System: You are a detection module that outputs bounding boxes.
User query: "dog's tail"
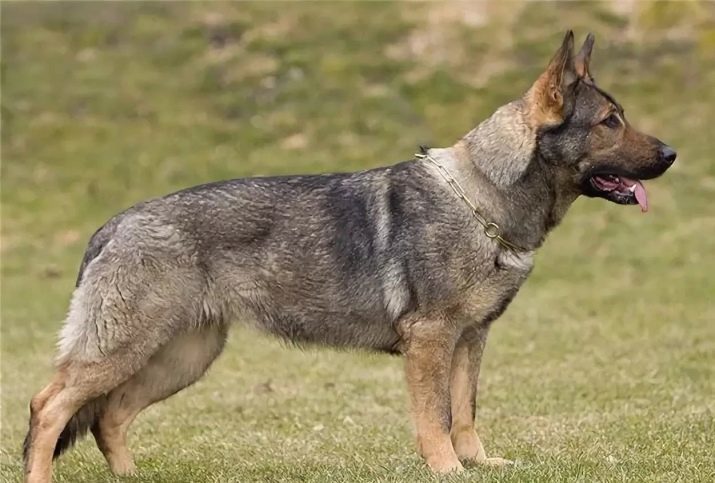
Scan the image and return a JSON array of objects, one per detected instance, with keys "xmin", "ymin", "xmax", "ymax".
[{"xmin": 54, "ymin": 397, "xmax": 107, "ymax": 459}]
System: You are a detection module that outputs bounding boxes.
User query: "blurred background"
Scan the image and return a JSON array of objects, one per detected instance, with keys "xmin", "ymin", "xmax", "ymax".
[{"xmin": 2, "ymin": 2, "xmax": 714, "ymax": 482}]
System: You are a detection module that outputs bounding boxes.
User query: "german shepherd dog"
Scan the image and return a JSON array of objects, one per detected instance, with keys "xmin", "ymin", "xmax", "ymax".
[{"xmin": 23, "ymin": 31, "xmax": 676, "ymax": 481}]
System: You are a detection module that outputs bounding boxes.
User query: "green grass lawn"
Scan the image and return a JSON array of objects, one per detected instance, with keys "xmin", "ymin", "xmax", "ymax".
[{"xmin": 2, "ymin": 2, "xmax": 714, "ymax": 482}]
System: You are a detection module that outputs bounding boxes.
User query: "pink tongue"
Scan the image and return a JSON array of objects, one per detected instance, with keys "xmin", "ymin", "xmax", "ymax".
[{"xmin": 622, "ymin": 177, "xmax": 648, "ymax": 212}]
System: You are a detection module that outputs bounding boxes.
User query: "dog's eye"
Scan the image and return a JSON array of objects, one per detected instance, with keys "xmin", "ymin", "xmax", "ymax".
[{"xmin": 602, "ymin": 113, "xmax": 621, "ymax": 129}]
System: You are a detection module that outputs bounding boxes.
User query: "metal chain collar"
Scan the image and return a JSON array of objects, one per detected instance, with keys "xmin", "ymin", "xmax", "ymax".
[{"xmin": 416, "ymin": 152, "xmax": 524, "ymax": 252}]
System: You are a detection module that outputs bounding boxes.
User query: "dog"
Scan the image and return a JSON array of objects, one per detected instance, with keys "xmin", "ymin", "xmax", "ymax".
[{"xmin": 23, "ymin": 30, "xmax": 676, "ymax": 482}]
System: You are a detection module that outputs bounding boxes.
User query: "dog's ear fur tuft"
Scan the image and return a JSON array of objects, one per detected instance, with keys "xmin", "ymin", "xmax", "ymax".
[
  {"xmin": 574, "ymin": 33, "xmax": 595, "ymax": 81},
  {"xmin": 524, "ymin": 30, "xmax": 579, "ymax": 129}
]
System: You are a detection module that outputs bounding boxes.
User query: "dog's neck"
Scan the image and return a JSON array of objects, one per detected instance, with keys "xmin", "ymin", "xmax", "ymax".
[
  {"xmin": 427, "ymin": 103, "xmax": 579, "ymax": 250},
  {"xmin": 460, "ymin": 100, "xmax": 535, "ymax": 187}
]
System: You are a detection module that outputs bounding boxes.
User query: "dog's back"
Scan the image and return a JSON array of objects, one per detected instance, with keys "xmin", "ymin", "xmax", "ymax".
[{"xmin": 62, "ymin": 159, "xmax": 472, "ymax": 363}]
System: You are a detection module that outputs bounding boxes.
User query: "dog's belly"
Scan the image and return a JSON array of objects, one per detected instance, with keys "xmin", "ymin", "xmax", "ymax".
[
  {"xmin": 223, "ymin": 279, "xmax": 402, "ymax": 352},
  {"xmin": 254, "ymin": 305, "xmax": 401, "ymax": 352}
]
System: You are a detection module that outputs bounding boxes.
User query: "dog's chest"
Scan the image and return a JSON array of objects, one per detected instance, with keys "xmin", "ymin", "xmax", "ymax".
[
  {"xmin": 495, "ymin": 249, "xmax": 535, "ymax": 273},
  {"xmin": 457, "ymin": 249, "xmax": 534, "ymax": 324}
]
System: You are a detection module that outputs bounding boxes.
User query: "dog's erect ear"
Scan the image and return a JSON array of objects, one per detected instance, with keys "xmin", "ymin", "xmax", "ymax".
[
  {"xmin": 574, "ymin": 33, "xmax": 595, "ymax": 81},
  {"xmin": 524, "ymin": 30, "xmax": 579, "ymax": 128}
]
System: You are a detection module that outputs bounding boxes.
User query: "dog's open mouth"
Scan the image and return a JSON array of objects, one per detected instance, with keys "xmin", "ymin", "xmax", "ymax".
[{"xmin": 589, "ymin": 174, "xmax": 648, "ymax": 212}]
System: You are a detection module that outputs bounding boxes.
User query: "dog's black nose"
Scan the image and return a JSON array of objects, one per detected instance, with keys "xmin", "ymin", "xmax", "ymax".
[{"xmin": 659, "ymin": 145, "xmax": 677, "ymax": 165}]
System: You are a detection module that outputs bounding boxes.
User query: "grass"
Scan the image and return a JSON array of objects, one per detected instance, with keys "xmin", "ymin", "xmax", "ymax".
[{"xmin": 2, "ymin": 2, "xmax": 714, "ymax": 482}]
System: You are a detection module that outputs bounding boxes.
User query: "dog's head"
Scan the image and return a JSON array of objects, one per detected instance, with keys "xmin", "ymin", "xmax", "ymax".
[{"xmin": 525, "ymin": 31, "xmax": 676, "ymax": 212}]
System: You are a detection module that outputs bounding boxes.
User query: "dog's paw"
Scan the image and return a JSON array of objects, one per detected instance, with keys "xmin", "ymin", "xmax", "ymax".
[
  {"xmin": 452, "ymin": 431, "xmax": 486, "ymax": 462},
  {"xmin": 427, "ymin": 456, "xmax": 464, "ymax": 474},
  {"xmin": 109, "ymin": 458, "xmax": 137, "ymax": 477}
]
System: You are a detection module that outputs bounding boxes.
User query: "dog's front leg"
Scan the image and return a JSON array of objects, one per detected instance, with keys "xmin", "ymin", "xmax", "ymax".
[
  {"xmin": 403, "ymin": 318, "xmax": 463, "ymax": 473},
  {"xmin": 449, "ymin": 326, "xmax": 512, "ymax": 467}
]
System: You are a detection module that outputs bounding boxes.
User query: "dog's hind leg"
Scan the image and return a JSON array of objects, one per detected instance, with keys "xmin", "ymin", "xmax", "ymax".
[
  {"xmin": 23, "ymin": 372, "xmax": 68, "ymax": 479},
  {"xmin": 24, "ymin": 239, "xmax": 209, "ymax": 482},
  {"xmin": 92, "ymin": 323, "xmax": 228, "ymax": 475},
  {"xmin": 24, "ymin": 347, "xmax": 163, "ymax": 483}
]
